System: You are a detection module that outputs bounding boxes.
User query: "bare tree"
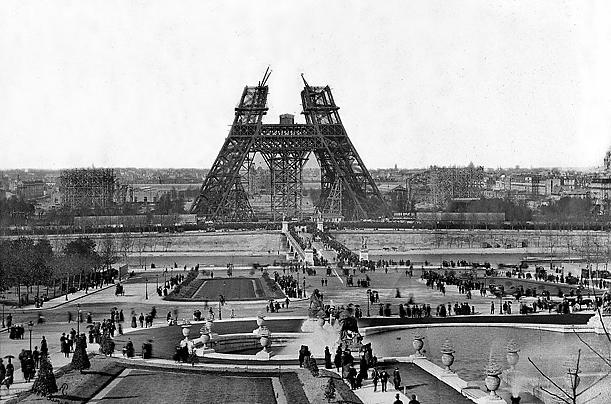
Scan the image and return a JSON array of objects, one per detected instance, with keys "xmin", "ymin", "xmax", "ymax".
[{"xmin": 529, "ymin": 350, "xmax": 608, "ymax": 404}]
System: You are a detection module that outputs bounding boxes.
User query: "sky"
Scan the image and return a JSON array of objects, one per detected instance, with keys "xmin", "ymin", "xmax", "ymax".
[{"xmin": 1, "ymin": 1, "xmax": 611, "ymax": 170}]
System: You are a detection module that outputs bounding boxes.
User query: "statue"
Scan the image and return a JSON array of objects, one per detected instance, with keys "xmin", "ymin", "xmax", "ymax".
[
  {"xmin": 308, "ymin": 289, "xmax": 325, "ymax": 318},
  {"xmin": 361, "ymin": 236, "xmax": 368, "ymax": 250},
  {"xmin": 337, "ymin": 306, "xmax": 363, "ymax": 351}
]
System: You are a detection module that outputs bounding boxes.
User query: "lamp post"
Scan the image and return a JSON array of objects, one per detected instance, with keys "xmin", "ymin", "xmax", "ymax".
[
  {"xmin": 366, "ymin": 289, "xmax": 371, "ymax": 317},
  {"xmin": 156, "ymin": 274, "xmax": 159, "ymax": 289},
  {"xmin": 145, "ymin": 277, "xmax": 148, "ymax": 300},
  {"xmin": 1, "ymin": 294, "xmax": 5, "ymax": 328},
  {"xmin": 218, "ymin": 302, "xmax": 222, "ymax": 320},
  {"xmin": 77, "ymin": 303, "xmax": 81, "ymax": 335},
  {"xmin": 28, "ymin": 320, "xmax": 33, "ymax": 352}
]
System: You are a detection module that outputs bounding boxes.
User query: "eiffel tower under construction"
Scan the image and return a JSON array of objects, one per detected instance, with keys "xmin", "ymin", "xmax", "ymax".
[{"xmin": 190, "ymin": 70, "xmax": 388, "ymax": 222}]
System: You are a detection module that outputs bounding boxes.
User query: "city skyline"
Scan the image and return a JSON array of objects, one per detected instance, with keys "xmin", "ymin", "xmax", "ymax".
[{"xmin": 2, "ymin": 1, "xmax": 611, "ymax": 170}]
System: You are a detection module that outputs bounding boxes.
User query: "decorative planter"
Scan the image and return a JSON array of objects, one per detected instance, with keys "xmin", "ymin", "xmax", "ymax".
[
  {"xmin": 485, "ymin": 360, "xmax": 503, "ymax": 400},
  {"xmin": 181, "ymin": 326, "xmax": 191, "ymax": 338},
  {"xmin": 485, "ymin": 375, "xmax": 501, "ymax": 396},
  {"xmin": 506, "ymin": 340, "xmax": 520, "ymax": 369},
  {"xmin": 440, "ymin": 339, "xmax": 455, "ymax": 372},
  {"xmin": 441, "ymin": 353, "xmax": 455, "ymax": 371},
  {"xmin": 256, "ymin": 315, "xmax": 265, "ymax": 328},
  {"xmin": 412, "ymin": 335, "xmax": 425, "ymax": 357},
  {"xmin": 255, "ymin": 326, "xmax": 273, "ymax": 360}
]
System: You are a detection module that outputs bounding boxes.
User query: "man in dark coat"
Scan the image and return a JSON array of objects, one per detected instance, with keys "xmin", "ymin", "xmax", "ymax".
[
  {"xmin": 371, "ymin": 367, "xmax": 380, "ymax": 392},
  {"xmin": 324, "ymin": 346, "xmax": 332, "ymax": 369},
  {"xmin": 334, "ymin": 347, "xmax": 342, "ymax": 373},
  {"xmin": 393, "ymin": 367, "xmax": 402, "ymax": 390},
  {"xmin": 380, "ymin": 369, "xmax": 389, "ymax": 392}
]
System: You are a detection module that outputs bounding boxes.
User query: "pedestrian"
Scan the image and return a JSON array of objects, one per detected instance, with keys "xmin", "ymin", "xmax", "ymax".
[
  {"xmin": 3, "ymin": 358, "xmax": 14, "ymax": 388},
  {"xmin": 380, "ymin": 369, "xmax": 389, "ymax": 392},
  {"xmin": 131, "ymin": 314, "xmax": 137, "ymax": 328},
  {"xmin": 371, "ymin": 367, "xmax": 380, "ymax": 392},
  {"xmin": 393, "ymin": 393, "xmax": 404, "ymax": 404},
  {"xmin": 0, "ymin": 359, "xmax": 5, "ymax": 386},
  {"xmin": 334, "ymin": 347, "xmax": 342, "ymax": 373},
  {"xmin": 490, "ymin": 301, "xmax": 495, "ymax": 314},
  {"xmin": 408, "ymin": 394, "xmax": 420, "ymax": 404},
  {"xmin": 33, "ymin": 346, "xmax": 40, "ymax": 368},
  {"xmin": 347, "ymin": 365, "xmax": 357, "ymax": 389},
  {"xmin": 68, "ymin": 311, "xmax": 73, "ymax": 323},
  {"xmin": 139, "ymin": 313, "xmax": 144, "ymax": 328},
  {"xmin": 393, "ymin": 367, "xmax": 401, "ymax": 390},
  {"xmin": 324, "ymin": 346, "xmax": 332, "ymax": 369},
  {"xmin": 40, "ymin": 336, "xmax": 48, "ymax": 356}
]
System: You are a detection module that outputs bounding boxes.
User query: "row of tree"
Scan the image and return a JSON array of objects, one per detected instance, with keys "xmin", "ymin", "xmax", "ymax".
[{"xmin": 0, "ymin": 236, "xmax": 119, "ymax": 304}]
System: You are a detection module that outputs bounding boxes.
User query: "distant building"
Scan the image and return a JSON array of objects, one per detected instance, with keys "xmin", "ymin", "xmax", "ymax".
[
  {"xmin": 589, "ymin": 176, "xmax": 611, "ymax": 206},
  {"xmin": 17, "ymin": 180, "xmax": 45, "ymax": 200}
]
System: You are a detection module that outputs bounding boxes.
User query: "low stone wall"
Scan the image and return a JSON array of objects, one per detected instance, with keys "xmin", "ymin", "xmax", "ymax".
[
  {"xmin": 211, "ymin": 333, "xmax": 296, "ymax": 353},
  {"xmin": 358, "ymin": 312, "xmax": 594, "ymax": 331}
]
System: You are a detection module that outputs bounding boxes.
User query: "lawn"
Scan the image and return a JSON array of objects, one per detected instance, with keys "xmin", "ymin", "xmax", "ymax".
[
  {"xmin": 17, "ymin": 356, "xmax": 126, "ymax": 404},
  {"xmin": 194, "ymin": 278, "xmax": 258, "ymax": 300},
  {"xmin": 98, "ymin": 369, "xmax": 277, "ymax": 404}
]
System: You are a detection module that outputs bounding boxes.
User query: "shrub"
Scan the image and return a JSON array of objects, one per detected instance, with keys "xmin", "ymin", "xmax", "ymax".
[
  {"xmin": 99, "ymin": 332, "xmax": 115, "ymax": 356},
  {"xmin": 323, "ymin": 377, "xmax": 336, "ymax": 402},
  {"xmin": 32, "ymin": 355, "xmax": 58, "ymax": 397},
  {"xmin": 71, "ymin": 335, "xmax": 91, "ymax": 372}
]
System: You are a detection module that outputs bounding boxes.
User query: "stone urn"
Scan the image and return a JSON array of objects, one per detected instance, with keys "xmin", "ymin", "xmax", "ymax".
[
  {"xmin": 317, "ymin": 317, "xmax": 326, "ymax": 327},
  {"xmin": 484, "ymin": 360, "xmax": 503, "ymax": 400},
  {"xmin": 506, "ymin": 340, "xmax": 520, "ymax": 370},
  {"xmin": 181, "ymin": 325, "xmax": 191, "ymax": 338},
  {"xmin": 440, "ymin": 340, "xmax": 455, "ymax": 372},
  {"xmin": 256, "ymin": 326, "xmax": 272, "ymax": 359},
  {"xmin": 254, "ymin": 313, "xmax": 265, "ymax": 334},
  {"xmin": 412, "ymin": 335, "xmax": 425, "ymax": 357}
]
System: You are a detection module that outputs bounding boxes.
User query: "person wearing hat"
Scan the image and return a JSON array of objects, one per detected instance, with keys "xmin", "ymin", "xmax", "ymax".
[
  {"xmin": 380, "ymin": 369, "xmax": 389, "ymax": 392},
  {"xmin": 408, "ymin": 394, "xmax": 420, "ymax": 404},
  {"xmin": 393, "ymin": 393, "xmax": 404, "ymax": 404},
  {"xmin": 393, "ymin": 367, "xmax": 402, "ymax": 390}
]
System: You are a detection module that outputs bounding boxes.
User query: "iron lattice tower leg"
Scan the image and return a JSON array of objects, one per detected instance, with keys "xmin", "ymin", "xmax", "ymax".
[
  {"xmin": 190, "ymin": 70, "xmax": 271, "ymax": 221},
  {"xmin": 321, "ymin": 177, "xmax": 343, "ymax": 217},
  {"xmin": 301, "ymin": 76, "xmax": 388, "ymax": 220}
]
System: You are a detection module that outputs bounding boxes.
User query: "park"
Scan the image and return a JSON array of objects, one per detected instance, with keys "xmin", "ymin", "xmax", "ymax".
[{"xmin": 1, "ymin": 223, "xmax": 611, "ymax": 404}]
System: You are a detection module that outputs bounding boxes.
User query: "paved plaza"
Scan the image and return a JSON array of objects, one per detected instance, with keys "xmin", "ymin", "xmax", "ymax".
[{"xmin": 0, "ymin": 249, "xmax": 600, "ymax": 403}]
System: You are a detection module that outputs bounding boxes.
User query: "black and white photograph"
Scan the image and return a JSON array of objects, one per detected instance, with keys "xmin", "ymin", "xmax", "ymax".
[{"xmin": 2, "ymin": 1, "xmax": 611, "ymax": 403}]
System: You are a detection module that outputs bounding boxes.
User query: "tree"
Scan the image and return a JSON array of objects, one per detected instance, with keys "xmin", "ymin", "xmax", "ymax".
[
  {"xmin": 99, "ymin": 331, "xmax": 115, "ymax": 356},
  {"xmin": 71, "ymin": 335, "xmax": 90, "ymax": 373},
  {"xmin": 323, "ymin": 377, "xmax": 336, "ymax": 403},
  {"xmin": 99, "ymin": 235, "xmax": 118, "ymax": 272},
  {"xmin": 64, "ymin": 237, "xmax": 97, "ymax": 258},
  {"xmin": 31, "ymin": 355, "xmax": 58, "ymax": 397},
  {"xmin": 528, "ymin": 349, "xmax": 608, "ymax": 404}
]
